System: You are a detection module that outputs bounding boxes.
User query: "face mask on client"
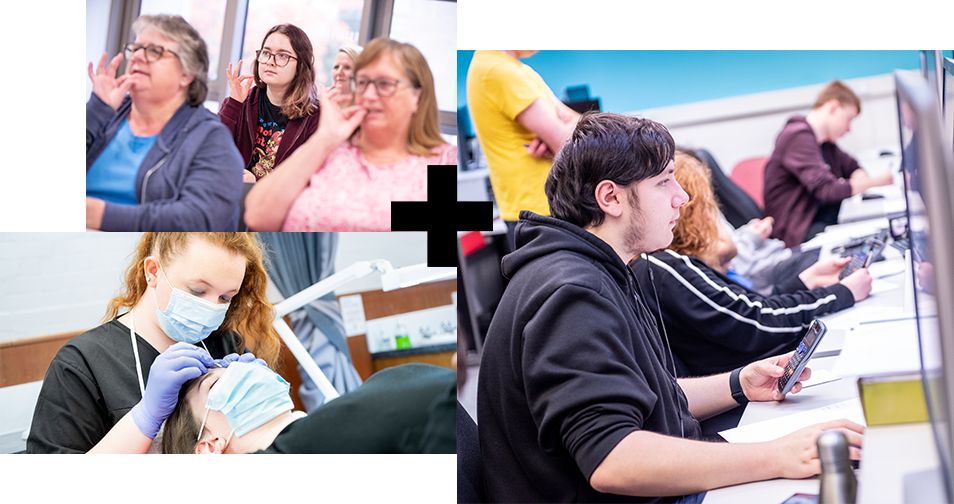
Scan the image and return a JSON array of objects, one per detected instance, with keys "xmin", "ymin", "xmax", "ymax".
[
  {"xmin": 197, "ymin": 361, "xmax": 294, "ymax": 450},
  {"xmin": 154, "ymin": 261, "xmax": 229, "ymax": 344}
]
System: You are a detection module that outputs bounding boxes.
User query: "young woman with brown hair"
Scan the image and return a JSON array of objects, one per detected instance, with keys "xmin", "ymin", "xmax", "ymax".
[{"xmin": 219, "ymin": 24, "xmax": 322, "ymax": 182}]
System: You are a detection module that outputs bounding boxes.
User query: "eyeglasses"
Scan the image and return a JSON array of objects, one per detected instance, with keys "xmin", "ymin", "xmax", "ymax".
[
  {"xmin": 256, "ymin": 50, "xmax": 297, "ymax": 67},
  {"xmin": 350, "ymin": 76, "xmax": 417, "ymax": 97},
  {"xmin": 124, "ymin": 43, "xmax": 180, "ymax": 63}
]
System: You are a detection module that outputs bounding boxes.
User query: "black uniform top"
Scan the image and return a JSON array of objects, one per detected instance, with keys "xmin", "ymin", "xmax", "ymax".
[
  {"xmin": 27, "ymin": 317, "xmax": 243, "ymax": 453},
  {"xmin": 256, "ymin": 363, "xmax": 456, "ymax": 454}
]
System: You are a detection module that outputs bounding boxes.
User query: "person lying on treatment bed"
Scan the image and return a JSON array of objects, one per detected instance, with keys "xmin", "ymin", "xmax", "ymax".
[{"xmin": 160, "ymin": 361, "xmax": 455, "ymax": 454}]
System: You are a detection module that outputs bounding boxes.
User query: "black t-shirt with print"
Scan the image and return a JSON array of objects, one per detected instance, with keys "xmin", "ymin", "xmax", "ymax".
[{"xmin": 248, "ymin": 91, "xmax": 289, "ymax": 179}]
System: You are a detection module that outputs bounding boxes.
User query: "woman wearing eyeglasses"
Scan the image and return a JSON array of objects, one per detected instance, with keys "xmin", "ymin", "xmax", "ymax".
[
  {"xmin": 243, "ymin": 38, "xmax": 457, "ymax": 231},
  {"xmin": 219, "ymin": 24, "xmax": 321, "ymax": 183},
  {"xmin": 86, "ymin": 15, "xmax": 244, "ymax": 231}
]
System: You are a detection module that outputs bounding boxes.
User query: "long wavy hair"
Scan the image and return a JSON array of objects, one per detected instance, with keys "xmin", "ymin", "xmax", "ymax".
[
  {"xmin": 668, "ymin": 150, "xmax": 722, "ymax": 267},
  {"xmin": 104, "ymin": 233, "xmax": 281, "ymax": 368},
  {"xmin": 253, "ymin": 24, "xmax": 318, "ymax": 120}
]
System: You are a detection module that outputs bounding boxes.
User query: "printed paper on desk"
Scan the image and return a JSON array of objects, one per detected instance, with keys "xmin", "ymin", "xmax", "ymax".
[
  {"xmin": 822, "ymin": 306, "xmax": 905, "ymax": 331},
  {"xmin": 801, "ymin": 369, "xmax": 841, "ymax": 388},
  {"xmin": 719, "ymin": 398, "xmax": 866, "ymax": 443},
  {"xmin": 869, "ymin": 279, "xmax": 899, "ymax": 296},
  {"xmin": 831, "ymin": 319, "xmax": 921, "ymax": 377},
  {"xmin": 868, "ymin": 258, "xmax": 906, "ymax": 279}
]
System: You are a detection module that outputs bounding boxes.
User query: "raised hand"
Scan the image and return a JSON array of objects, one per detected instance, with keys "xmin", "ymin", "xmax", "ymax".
[
  {"xmin": 314, "ymin": 84, "xmax": 367, "ymax": 148},
  {"xmin": 226, "ymin": 60, "xmax": 254, "ymax": 103},
  {"xmin": 88, "ymin": 52, "xmax": 133, "ymax": 110}
]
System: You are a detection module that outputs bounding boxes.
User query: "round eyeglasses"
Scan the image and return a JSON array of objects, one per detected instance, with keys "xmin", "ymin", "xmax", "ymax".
[
  {"xmin": 256, "ymin": 50, "xmax": 297, "ymax": 68},
  {"xmin": 349, "ymin": 77, "xmax": 418, "ymax": 97},
  {"xmin": 124, "ymin": 43, "xmax": 180, "ymax": 63}
]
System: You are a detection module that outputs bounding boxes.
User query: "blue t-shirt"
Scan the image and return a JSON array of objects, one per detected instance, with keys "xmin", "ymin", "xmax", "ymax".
[{"xmin": 86, "ymin": 118, "xmax": 157, "ymax": 205}]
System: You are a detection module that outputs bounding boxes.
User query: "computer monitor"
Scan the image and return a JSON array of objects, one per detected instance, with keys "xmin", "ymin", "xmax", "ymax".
[
  {"xmin": 921, "ymin": 51, "xmax": 944, "ymax": 104},
  {"xmin": 457, "ymin": 106, "xmax": 478, "ymax": 171},
  {"xmin": 895, "ymin": 69, "xmax": 954, "ymax": 501},
  {"xmin": 942, "ymin": 57, "xmax": 954, "ymax": 153}
]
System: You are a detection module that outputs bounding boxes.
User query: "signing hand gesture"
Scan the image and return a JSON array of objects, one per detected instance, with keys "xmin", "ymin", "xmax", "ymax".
[
  {"xmin": 740, "ymin": 352, "xmax": 811, "ymax": 402},
  {"xmin": 314, "ymin": 84, "xmax": 367, "ymax": 147},
  {"xmin": 226, "ymin": 60, "xmax": 255, "ymax": 103},
  {"xmin": 88, "ymin": 52, "xmax": 133, "ymax": 110}
]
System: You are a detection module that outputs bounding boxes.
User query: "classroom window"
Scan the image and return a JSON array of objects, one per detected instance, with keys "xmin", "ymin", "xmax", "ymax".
[
  {"xmin": 388, "ymin": 0, "xmax": 456, "ymax": 115},
  {"xmin": 242, "ymin": 0, "xmax": 365, "ymax": 87},
  {"xmin": 139, "ymin": 0, "xmax": 229, "ymax": 82}
]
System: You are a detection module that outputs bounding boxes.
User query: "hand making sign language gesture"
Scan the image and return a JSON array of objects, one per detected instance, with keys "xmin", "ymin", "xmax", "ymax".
[
  {"xmin": 225, "ymin": 59, "xmax": 254, "ymax": 103},
  {"xmin": 88, "ymin": 52, "xmax": 134, "ymax": 110}
]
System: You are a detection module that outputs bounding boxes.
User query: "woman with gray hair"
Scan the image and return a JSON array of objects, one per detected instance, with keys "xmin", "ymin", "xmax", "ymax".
[{"xmin": 86, "ymin": 14, "xmax": 244, "ymax": 231}]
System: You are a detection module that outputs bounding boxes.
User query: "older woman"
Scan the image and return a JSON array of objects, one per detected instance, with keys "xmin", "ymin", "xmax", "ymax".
[
  {"xmin": 86, "ymin": 15, "xmax": 244, "ymax": 231},
  {"xmin": 329, "ymin": 44, "xmax": 362, "ymax": 105},
  {"xmin": 243, "ymin": 38, "xmax": 457, "ymax": 231},
  {"xmin": 220, "ymin": 24, "xmax": 321, "ymax": 183}
]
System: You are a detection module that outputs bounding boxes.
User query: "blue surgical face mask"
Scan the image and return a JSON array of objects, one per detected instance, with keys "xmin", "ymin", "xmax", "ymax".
[
  {"xmin": 154, "ymin": 262, "xmax": 229, "ymax": 344},
  {"xmin": 197, "ymin": 362, "xmax": 294, "ymax": 448}
]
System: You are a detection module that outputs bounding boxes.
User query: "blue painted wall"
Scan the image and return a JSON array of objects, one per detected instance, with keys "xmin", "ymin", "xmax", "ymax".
[{"xmin": 459, "ymin": 51, "xmax": 935, "ymax": 114}]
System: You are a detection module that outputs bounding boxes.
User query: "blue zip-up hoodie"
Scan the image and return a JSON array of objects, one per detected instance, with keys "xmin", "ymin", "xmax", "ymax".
[{"xmin": 86, "ymin": 94, "xmax": 244, "ymax": 231}]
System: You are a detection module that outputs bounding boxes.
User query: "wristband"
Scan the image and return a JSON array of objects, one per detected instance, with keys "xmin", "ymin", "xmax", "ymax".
[{"xmin": 730, "ymin": 366, "xmax": 749, "ymax": 405}]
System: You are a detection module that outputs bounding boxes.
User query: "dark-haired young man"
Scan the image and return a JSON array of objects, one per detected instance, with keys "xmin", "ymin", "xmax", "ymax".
[{"xmin": 477, "ymin": 112, "xmax": 865, "ymax": 503}]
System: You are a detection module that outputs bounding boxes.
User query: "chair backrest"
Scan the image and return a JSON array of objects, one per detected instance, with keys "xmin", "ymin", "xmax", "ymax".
[
  {"xmin": 696, "ymin": 149, "xmax": 763, "ymax": 228},
  {"xmin": 730, "ymin": 156, "xmax": 770, "ymax": 210},
  {"xmin": 457, "ymin": 401, "xmax": 485, "ymax": 503}
]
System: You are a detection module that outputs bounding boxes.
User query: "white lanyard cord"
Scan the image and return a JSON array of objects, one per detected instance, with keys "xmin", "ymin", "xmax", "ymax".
[{"xmin": 129, "ymin": 308, "xmax": 146, "ymax": 398}]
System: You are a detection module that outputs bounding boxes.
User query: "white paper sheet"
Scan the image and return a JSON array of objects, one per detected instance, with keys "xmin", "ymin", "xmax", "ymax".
[
  {"xmin": 801, "ymin": 369, "xmax": 841, "ymax": 388},
  {"xmin": 831, "ymin": 319, "xmax": 922, "ymax": 377},
  {"xmin": 719, "ymin": 398, "xmax": 866, "ymax": 443}
]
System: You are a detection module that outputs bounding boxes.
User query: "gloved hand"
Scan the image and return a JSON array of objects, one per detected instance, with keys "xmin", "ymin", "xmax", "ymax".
[
  {"xmin": 215, "ymin": 352, "xmax": 268, "ymax": 368},
  {"xmin": 130, "ymin": 342, "xmax": 214, "ymax": 439}
]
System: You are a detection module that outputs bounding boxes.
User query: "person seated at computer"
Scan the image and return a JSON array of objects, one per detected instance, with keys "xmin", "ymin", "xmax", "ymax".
[
  {"xmin": 86, "ymin": 14, "xmax": 244, "ymax": 231},
  {"xmin": 629, "ymin": 150, "xmax": 873, "ymax": 376},
  {"xmin": 160, "ymin": 362, "xmax": 455, "ymax": 454},
  {"xmin": 762, "ymin": 80, "xmax": 894, "ymax": 248},
  {"xmin": 243, "ymin": 38, "xmax": 456, "ymax": 231},
  {"xmin": 219, "ymin": 24, "xmax": 322, "ymax": 183}
]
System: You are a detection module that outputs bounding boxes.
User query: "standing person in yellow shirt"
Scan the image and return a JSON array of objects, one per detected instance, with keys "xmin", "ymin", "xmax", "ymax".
[{"xmin": 467, "ymin": 50, "xmax": 580, "ymax": 250}]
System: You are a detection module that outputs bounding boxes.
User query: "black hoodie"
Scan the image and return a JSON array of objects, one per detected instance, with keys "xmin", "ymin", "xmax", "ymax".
[{"xmin": 478, "ymin": 211, "xmax": 702, "ymax": 503}]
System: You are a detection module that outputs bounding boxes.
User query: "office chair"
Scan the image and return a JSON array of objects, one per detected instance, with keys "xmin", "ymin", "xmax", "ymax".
[
  {"xmin": 696, "ymin": 149, "xmax": 763, "ymax": 229},
  {"xmin": 729, "ymin": 156, "xmax": 770, "ymax": 210},
  {"xmin": 457, "ymin": 401, "xmax": 486, "ymax": 503}
]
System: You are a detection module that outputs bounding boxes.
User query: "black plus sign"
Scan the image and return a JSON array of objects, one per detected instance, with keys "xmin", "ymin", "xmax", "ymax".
[{"xmin": 391, "ymin": 164, "xmax": 492, "ymax": 267}]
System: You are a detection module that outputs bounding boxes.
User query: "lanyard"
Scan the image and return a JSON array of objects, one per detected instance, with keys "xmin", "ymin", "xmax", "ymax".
[
  {"xmin": 129, "ymin": 308, "xmax": 146, "ymax": 398},
  {"xmin": 129, "ymin": 307, "xmax": 213, "ymax": 399}
]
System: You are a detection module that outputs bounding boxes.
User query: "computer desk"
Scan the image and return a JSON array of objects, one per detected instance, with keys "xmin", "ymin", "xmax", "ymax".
[
  {"xmin": 837, "ymin": 150, "xmax": 905, "ymax": 225},
  {"xmin": 702, "ymin": 244, "xmax": 940, "ymax": 504}
]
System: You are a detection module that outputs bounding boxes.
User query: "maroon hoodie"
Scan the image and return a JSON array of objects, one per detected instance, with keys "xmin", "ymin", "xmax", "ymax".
[
  {"xmin": 762, "ymin": 115, "xmax": 860, "ymax": 247},
  {"xmin": 218, "ymin": 86, "xmax": 321, "ymax": 178}
]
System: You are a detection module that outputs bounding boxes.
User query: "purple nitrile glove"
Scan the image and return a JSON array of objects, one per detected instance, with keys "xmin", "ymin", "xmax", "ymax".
[
  {"xmin": 130, "ymin": 342, "xmax": 214, "ymax": 439},
  {"xmin": 214, "ymin": 352, "xmax": 268, "ymax": 368}
]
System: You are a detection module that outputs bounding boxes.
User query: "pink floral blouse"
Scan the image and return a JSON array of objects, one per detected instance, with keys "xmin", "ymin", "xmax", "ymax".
[{"xmin": 281, "ymin": 140, "xmax": 458, "ymax": 231}]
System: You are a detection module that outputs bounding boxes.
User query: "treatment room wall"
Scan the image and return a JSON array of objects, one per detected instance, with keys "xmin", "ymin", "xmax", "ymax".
[{"xmin": 0, "ymin": 232, "xmax": 430, "ymax": 343}]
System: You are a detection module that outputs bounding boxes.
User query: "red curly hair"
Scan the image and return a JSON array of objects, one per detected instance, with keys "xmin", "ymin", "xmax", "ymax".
[
  {"xmin": 668, "ymin": 150, "xmax": 722, "ymax": 268},
  {"xmin": 104, "ymin": 233, "xmax": 281, "ymax": 369}
]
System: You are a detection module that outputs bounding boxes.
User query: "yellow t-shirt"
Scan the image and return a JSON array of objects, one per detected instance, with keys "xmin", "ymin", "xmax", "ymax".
[{"xmin": 466, "ymin": 51, "xmax": 556, "ymax": 221}]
